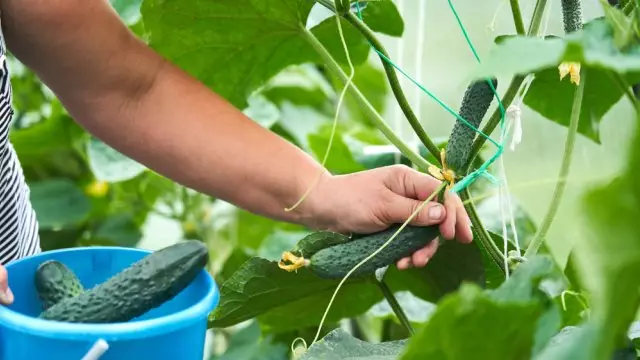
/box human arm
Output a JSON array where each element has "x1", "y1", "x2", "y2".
[{"x1": 0, "y1": 0, "x2": 472, "y2": 266}]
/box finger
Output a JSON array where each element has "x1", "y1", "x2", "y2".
[
  {"x1": 381, "y1": 198, "x2": 446, "y2": 227},
  {"x1": 438, "y1": 191, "x2": 457, "y2": 240},
  {"x1": 0, "y1": 265, "x2": 13, "y2": 305},
  {"x1": 384, "y1": 165, "x2": 443, "y2": 200},
  {"x1": 396, "y1": 256, "x2": 413, "y2": 270},
  {"x1": 411, "y1": 238, "x2": 440, "y2": 268},
  {"x1": 455, "y1": 200, "x2": 473, "y2": 243}
]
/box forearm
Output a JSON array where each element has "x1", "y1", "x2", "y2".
[{"x1": 0, "y1": 0, "x2": 330, "y2": 227}]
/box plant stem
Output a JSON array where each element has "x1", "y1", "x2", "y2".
[
  {"x1": 315, "y1": 4, "x2": 442, "y2": 163},
  {"x1": 300, "y1": 26, "x2": 431, "y2": 171},
  {"x1": 527, "y1": 0, "x2": 550, "y2": 36},
  {"x1": 460, "y1": 189, "x2": 507, "y2": 272},
  {"x1": 375, "y1": 279, "x2": 415, "y2": 336},
  {"x1": 510, "y1": 0, "x2": 527, "y2": 35},
  {"x1": 524, "y1": 72, "x2": 585, "y2": 258}
]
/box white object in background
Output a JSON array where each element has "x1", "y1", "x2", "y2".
[{"x1": 81, "y1": 339, "x2": 109, "y2": 360}]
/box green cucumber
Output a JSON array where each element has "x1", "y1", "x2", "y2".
[
  {"x1": 34, "y1": 260, "x2": 85, "y2": 310},
  {"x1": 39, "y1": 240, "x2": 209, "y2": 323},
  {"x1": 445, "y1": 78, "x2": 498, "y2": 173},
  {"x1": 560, "y1": 0, "x2": 583, "y2": 33},
  {"x1": 291, "y1": 231, "x2": 351, "y2": 257},
  {"x1": 304, "y1": 224, "x2": 440, "y2": 279}
]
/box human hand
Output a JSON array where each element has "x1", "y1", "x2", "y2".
[
  {"x1": 307, "y1": 164, "x2": 473, "y2": 270},
  {"x1": 0, "y1": 264, "x2": 13, "y2": 305}
]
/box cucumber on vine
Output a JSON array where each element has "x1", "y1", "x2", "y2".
[
  {"x1": 444, "y1": 78, "x2": 498, "y2": 174},
  {"x1": 560, "y1": 0, "x2": 584, "y2": 33},
  {"x1": 279, "y1": 224, "x2": 440, "y2": 279}
]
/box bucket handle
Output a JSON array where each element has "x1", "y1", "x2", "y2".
[{"x1": 81, "y1": 339, "x2": 109, "y2": 360}]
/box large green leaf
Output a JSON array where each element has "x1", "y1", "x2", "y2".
[
  {"x1": 211, "y1": 321, "x2": 288, "y2": 360},
  {"x1": 523, "y1": 65, "x2": 640, "y2": 144},
  {"x1": 472, "y1": 18, "x2": 640, "y2": 143},
  {"x1": 110, "y1": 0, "x2": 142, "y2": 25},
  {"x1": 562, "y1": 107, "x2": 640, "y2": 359},
  {"x1": 300, "y1": 328, "x2": 407, "y2": 360},
  {"x1": 29, "y1": 179, "x2": 92, "y2": 229},
  {"x1": 90, "y1": 213, "x2": 143, "y2": 248},
  {"x1": 351, "y1": 0, "x2": 404, "y2": 37},
  {"x1": 141, "y1": 0, "x2": 370, "y2": 109},
  {"x1": 208, "y1": 257, "x2": 383, "y2": 332},
  {"x1": 307, "y1": 124, "x2": 366, "y2": 174},
  {"x1": 86, "y1": 136, "x2": 147, "y2": 183},
  {"x1": 399, "y1": 256, "x2": 557, "y2": 359},
  {"x1": 383, "y1": 240, "x2": 486, "y2": 303}
]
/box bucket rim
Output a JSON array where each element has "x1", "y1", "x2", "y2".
[{"x1": 0, "y1": 246, "x2": 220, "y2": 340}]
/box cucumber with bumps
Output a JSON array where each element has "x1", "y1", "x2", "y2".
[
  {"x1": 34, "y1": 260, "x2": 85, "y2": 310},
  {"x1": 281, "y1": 224, "x2": 440, "y2": 279},
  {"x1": 445, "y1": 78, "x2": 498, "y2": 173},
  {"x1": 39, "y1": 240, "x2": 209, "y2": 323}
]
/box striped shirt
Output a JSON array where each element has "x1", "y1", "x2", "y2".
[{"x1": 0, "y1": 28, "x2": 41, "y2": 265}]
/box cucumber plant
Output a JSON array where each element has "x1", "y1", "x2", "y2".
[{"x1": 9, "y1": 0, "x2": 640, "y2": 358}]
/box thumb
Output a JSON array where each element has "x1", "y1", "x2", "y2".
[
  {"x1": 0, "y1": 265, "x2": 13, "y2": 305},
  {"x1": 381, "y1": 196, "x2": 446, "y2": 227}
]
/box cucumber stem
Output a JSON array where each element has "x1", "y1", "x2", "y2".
[
  {"x1": 460, "y1": 189, "x2": 507, "y2": 272},
  {"x1": 375, "y1": 279, "x2": 415, "y2": 336},
  {"x1": 510, "y1": 0, "x2": 526, "y2": 35},
  {"x1": 524, "y1": 71, "x2": 585, "y2": 258},
  {"x1": 300, "y1": 26, "x2": 431, "y2": 171}
]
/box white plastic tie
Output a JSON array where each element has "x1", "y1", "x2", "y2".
[
  {"x1": 506, "y1": 104, "x2": 522, "y2": 151},
  {"x1": 81, "y1": 339, "x2": 109, "y2": 360}
]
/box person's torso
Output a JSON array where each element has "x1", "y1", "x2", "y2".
[{"x1": 0, "y1": 25, "x2": 41, "y2": 265}]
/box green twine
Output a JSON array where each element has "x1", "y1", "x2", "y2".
[{"x1": 353, "y1": 1, "x2": 507, "y2": 194}]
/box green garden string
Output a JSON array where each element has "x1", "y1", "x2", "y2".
[{"x1": 353, "y1": 1, "x2": 508, "y2": 194}]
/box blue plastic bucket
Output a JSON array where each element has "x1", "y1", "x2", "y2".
[{"x1": 0, "y1": 246, "x2": 219, "y2": 360}]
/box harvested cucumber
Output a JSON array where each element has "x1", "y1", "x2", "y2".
[
  {"x1": 34, "y1": 260, "x2": 84, "y2": 310},
  {"x1": 279, "y1": 224, "x2": 440, "y2": 279},
  {"x1": 291, "y1": 231, "x2": 351, "y2": 257},
  {"x1": 39, "y1": 240, "x2": 209, "y2": 323}
]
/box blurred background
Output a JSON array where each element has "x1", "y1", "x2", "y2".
[{"x1": 7, "y1": 0, "x2": 631, "y2": 358}]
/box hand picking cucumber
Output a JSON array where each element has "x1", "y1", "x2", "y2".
[
  {"x1": 39, "y1": 240, "x2": 209, "y2": 323},
  {"x1": 279, "y1": 224, "x2": 440, "y2": 279},
  {"x1": 34, "y1": 260, "x2": 85, "y2": 310}
]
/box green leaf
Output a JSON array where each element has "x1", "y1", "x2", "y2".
[
  {"x1": 399, "y1": 283, "x2": 542, "y2": 360},
  {"x1": 474, "y1": 18, "x2": 640, "y2": 143},
  {"x1": 382, "y1": 240, "x2": 486, "y2": 303},
  {"x1": 399, "y1": 256, "x2": 560, "y2": 360},
  {"x1": 219, "y1": 209, "x2": 307, "y2": 250},
  {"x1": 300, "y1": 328, "x2": 407, "y2": 360},
  {"x1": 141, "y1": 0, "x2": 370, "y2": 109},
  {"x1": 523, "y1": 66, "x2": 640, "y2": 144},
  {"x1": 476, "y1": 193, "x2": 538, "y2": 250},
  {"x1": 110, "y1": 0, "x2": 142, "y2": 25},
  {"x1": 87, "y1": 136, "x2": 147, "y2": 183},
  {"x1": 565, "y1": 113, "x2": 640, "y2": 358},
  {"x1": 599, "y1": 0, "x2": 635, "y2": 49},
  {"x1": 353, "y1": 0, "x2": 404, "y2": 37},
  {"x1": 257, "y1": 229, "x2": 311, "y2": 261},
  {"x1": 208, "y1": 257, "x2": 383, "y2": 332},
  {"x1": 473, "y1": 18, "x2": 640, "y2": 79},
  {"x1": 331, "y1": 61, "x2": 389, "y2": 127},
  {"x1": 307, "y1": 124, "x2": 366, "y2": 174},
  {"x1": 211, "y1": 321, "x2": 288, "y2": 360},
  {"x1": 367, "y1": 290, "x2": 436, "y2": 323},
  {"x1": 242, "y1": 94, "x2": 281, "y2": 129},
  {"x1": 29, "y1": 179, "x2": 92, "y2": 229},
  {"x1": 91, "y1": 213, "x2": 143, "y2": 248}
]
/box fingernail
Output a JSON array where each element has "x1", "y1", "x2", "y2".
[
  {"x1": 428, "y1": 205, "x2": 443, "y2": 220},
  {"x1": 0, "y1": 287, "x2": 13, "y2": 305}
]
